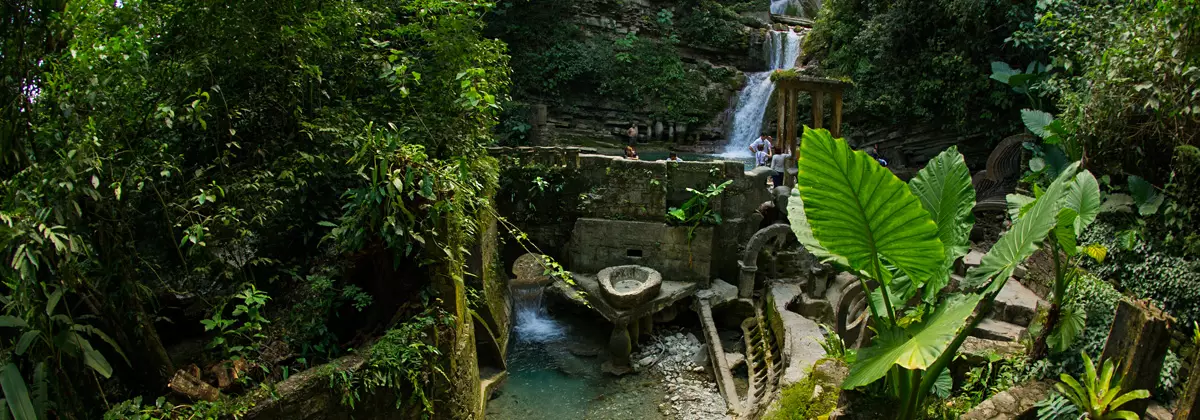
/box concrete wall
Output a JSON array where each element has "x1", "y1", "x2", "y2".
[
  {"x1": 569, "y1": 218, "x2": 713, "y2": 285},
  {"x1": 494, "y1": 147, "x2": 776, "y2": 285}
]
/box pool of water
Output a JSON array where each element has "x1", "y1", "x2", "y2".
[{"x1": 487, "y1": 288, "x2": 668, "y2": 420}]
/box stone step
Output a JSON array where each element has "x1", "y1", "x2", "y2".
[
  {"x1": 971, "y1": 318, "x2": 1025, "y2": 342},
  {"x1": 992, "y1": 278, "x2": 1046, "y2": 327}
]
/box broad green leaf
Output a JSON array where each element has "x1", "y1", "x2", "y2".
[
  {"x1": 0, "y1": 316, "x2": 27, "y2": 329},
  {"x1": 1056, "y1": 208, "x2": 1078, "y2": 257},
  {"x1": 966, "y1": 163, "x2": 1080, "y2": 293},
  {"x1": 797, "y1": 127, "x2": 943, "y2": 284},
  {"x1": 30, "y1": 363, "x2": 46, "y2": 419},
  {"x1": 0, "y1": 399, "x2": 9, "y2": 420},
  {"x1": 932, "y1": 368, "x2": 953, "y2": 398},
  {"x1": 1049, "y1": 307, "x2": 1085, "y2": 353},
  {"x1": 44, "y1": 288, "x2": 62, "y2": 316},
  {"x1": 1021, "y1": 109, "x2": 1054, "y2": 137},
  {"x1": 1081, "y1": 244, "x2": 1107, "y2": 263},
  {"x1": 1006, "y1": 194, "x2": 1035, "y2": 222},
  {"x1": 73, "y1": 324, "x2": 130, "y2": 366},
  {"x1": 843, "y1": 294, "x2": 982, "y2": 388},
  {"x1": 909, "y1": 146, "x2": 976, "y2": 267},
  {"x1": 1128, "y1": 175, "x2": 1164, "y2": 215},
  {"x1": 1099, "y1": 193, "x2": 1134, "y2": 213},
  {"x1": 15, "y1": 331, "x2": 39, "y2": 356},
  {"x1": 990, "y1": 61, "x2": 1018, "y2": 84},
  {"x1": 1109, "y1": 389, "x2": 1149, "y2": 410},
  {"x1": 787, "y1": 195, "x2": 849, "y2": 267},
  {"x1": 1065, "y1": 172, "x2": 1101, "y2": 236},
  {"x1": 1029, "y1": 157, "x2": 1046, "y2": 173},
  {"x1": 0, "y1": 364, "x2": 35, "y2": 420}
]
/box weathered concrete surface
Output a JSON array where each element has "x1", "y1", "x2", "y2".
[
  {"x1": 972, "y1": 318, "x2": 1025, "y2": 342},
  {"x1": 696, "y1": 278, "x2": 739, "y2": 308},
  {"x1": 1179, "y1": 342, "x2": 1200, "y2": 419},
  {"x1": 569, "y1": 218, "x2": 713, "y2": 284},
  {"x1": 598, "y1": 265, "x2": 663, "y2": 309},
  {"x1": 569, "y1": 273, "x2": 698, "y2": 325},
  {"x1": 960, "y1": 381, "x2": 1054, "y2": 420},
  {"x1": 244, "y1": 355, "x2": 366, "y2": 420},
  {"x1": 770, "y1": 282, "x2": 829, "y2": 387},
  {"x1": 1101, "y1": 300, "x2": 1173, "y2": 417},
  {"x1": 992, "y1": 278, "x2": 1045, "y2": 327},
  {"x1": 957, "y1": 336, "x2": 1026, "y2": 366}
]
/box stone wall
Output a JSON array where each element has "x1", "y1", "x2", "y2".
[
  {"x1": 495, "y1": 147, "x2": 774, "y2": 285},
  {"x1": 569, "y1": 218, "x2": 713, "y2": 285}
]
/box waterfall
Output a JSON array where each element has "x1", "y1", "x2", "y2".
[
  {"x1": 720, "y1": 29, "x2": 802, "y2": 157},
  {"x1": 770, "y1": 0, "x2": 805, "y2": 16},
  {"x1": 511, "y1": 284, "x2": 565, "y2": 343}
]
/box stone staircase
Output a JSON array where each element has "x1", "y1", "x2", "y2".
[{"x1": 958, "y1": 250, "x2": 1047, "y2": 342}]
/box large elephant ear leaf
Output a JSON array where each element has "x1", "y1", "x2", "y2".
[
  {"x1": 788, "y1": 194, "x2": 850, "y2": 268},
  {"x1": 1064, "y1": 171, "x2": 1101, "y2": 236},
  {"x1": 909, "y1": 146, "x2": 976, "y2": 264},
  {"x1": 797, "y1": 127, "x2": 943, "y2": 284},
  {"x1": 843, "y1": 293, "x2": 982, "y2": 389},
  {"x1": 965, "y1": 163, "x2": 1081, "y2": 293}
]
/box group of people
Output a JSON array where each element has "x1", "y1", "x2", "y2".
[
  {"x1": 749, "y1": 135, "x2": 793, "y2": 187},
  {"x1": 622, "y1": 145, "x2": 683, "y2": 162}
]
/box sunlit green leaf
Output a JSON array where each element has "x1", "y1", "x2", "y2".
[
  {"x1": 797, "y1": 127, "x2": 943, "y2": 285},
  {"x1": 844, "y1": 294, "x2": 982, "y2": 388}
]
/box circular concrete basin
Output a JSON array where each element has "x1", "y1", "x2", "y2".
[{"x1": 598, "y1": 265, "x2": 662, "y2": 310}]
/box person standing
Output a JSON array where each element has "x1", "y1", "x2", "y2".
[
  {"x1": 755, "y1": 144, "x2": 769, "y2": 167},
  {"x1": 627, "y1": 124, "x2": 639, "y2": 145},
  {"x1": 748, "y1": 135, "x2": 773, "y2": 158},
  {"x1": 769, "y1": 144, "x2": 793, "y2": 187}
]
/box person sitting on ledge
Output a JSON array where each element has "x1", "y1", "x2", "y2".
[{"x1": 665, "y1": 151, "x2": 683, "y2": 162}]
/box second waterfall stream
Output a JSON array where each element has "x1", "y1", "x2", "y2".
[{"x1": 721, "y1": 28, "x2": 802, "y2": 158}]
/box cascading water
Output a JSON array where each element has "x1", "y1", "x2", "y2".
[
  {"x1": 769, "y1": 0, "x2": 802, "y2": 15},
  {"x1": 720, "y1": 28, "x2": 802, "y2": 157},
  {"x1": 511, "y1": 284, "x2": 564, "y2": 342}
]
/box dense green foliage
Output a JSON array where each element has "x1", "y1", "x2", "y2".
[
  {"x1": 1, "y1": 0, "x2": 508, "y2": 417},
  {"x1": 803, "y1": 0, "x2": 1035, "y2": 133},
  {"x1": 486, "y1": 0, "x2": 747, "y2": 143},
  {"x1": 792, "y1": 127, "x2": 1093, "y2": 418}
]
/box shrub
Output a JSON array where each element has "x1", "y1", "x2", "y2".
[{"x1": 1082, "y1": 220, "x2": 1200, "y2": 326}]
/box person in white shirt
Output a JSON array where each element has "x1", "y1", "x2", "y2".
[
  {"x1": 769, "y1": 144, "x2": 793, "y2": 187},
  {"x1": 748, "y1": 135, "x2": 773, "y2": 158},
  {"x1": 665, "y1": 152, "x2": 683, "y2": 162},
  {"x1": 755, "y1": 144, "x2": 769, "y2": 167}
]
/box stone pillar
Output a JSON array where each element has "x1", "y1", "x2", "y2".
[
  {"x1": 1178, "y1": 347, "x2": 1200, "y2": 419},
  {"x1": 640, "y1": 316, "x2": 653, "y2": 340},
  {"x1": 527, "y1": 104, "x2": 550, "y2": 146},
  {"x1": 604, "y1": 321, "x2": 633, "y2": 376},
  {"x1": 628, "y1": 318, "x2": 641, "y2": 348},
  {"x1": 738, "y1": 261, "x2": 757, "y2": 299},
  {"x1": 1101, "y1": 300, "x2": 1173, "y2": 417},
  {"x1": 653, "y1": 121, "x2": 664, "y2": 141}
]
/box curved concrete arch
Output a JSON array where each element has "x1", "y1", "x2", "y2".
[{"x1": 737, "y1": 223, "x2": 798, "y2": 298}]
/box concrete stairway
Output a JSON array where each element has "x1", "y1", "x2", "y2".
[{"x1": 741, "y1": 302, "x2": 784, "y2": 415}]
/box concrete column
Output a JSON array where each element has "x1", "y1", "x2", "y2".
[
  {"x1": 605, "y1": 321, "x2": 632, "y2": 375},
  {"x1": 1101, "y1": 300, "x2": 1173, "y2": 417},
  {"x1": 738, "y1": 261, "x2": 758, "y2": 299},
  {"x1": 640, "y1": 315, "x2": 653, "y2": 340},
  {"x1": 628, "y1": 318, "x2": 641, "y2": 348},
  {"x1": 1178, "y1": 346, "x2": 1200, "y2": 419}
]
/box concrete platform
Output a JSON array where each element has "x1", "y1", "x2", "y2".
[
  {"x1": 569, "y1": 273, "x2": 699, "y2": 324},
  {"x1": 992, "y1": 278, "x2": 1046, "y2": 327}
]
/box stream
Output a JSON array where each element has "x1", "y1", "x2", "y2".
[{"x1": 486, "y1": 285, "x2": 669, "y2": 420}]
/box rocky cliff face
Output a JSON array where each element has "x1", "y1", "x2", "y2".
[{"x1": 489, "y1": 0, "x2": 772, "y2": 145}]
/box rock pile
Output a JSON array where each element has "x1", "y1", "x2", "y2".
[{"x1": 633, "y1": 329, "x2": 732, "y2": 420}]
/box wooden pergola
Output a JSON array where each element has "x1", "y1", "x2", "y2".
[{"x1": 771, "y1": 73, "x2": 850, "y2": 152}]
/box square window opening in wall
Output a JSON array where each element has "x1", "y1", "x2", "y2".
[{"x1": 627, "y1": 249, "x2": 643, "y2": 258}]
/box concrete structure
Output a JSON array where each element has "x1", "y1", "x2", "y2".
[
  {"x1": 570, "y1": 219, "x2": 713, "y2": 285},
  {"x1": 1102, "y1": 300, "x2": 1174, "y2": 417},
  {"x1": 597, "y1": 265, "x2": 663, "y2": 309}
]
